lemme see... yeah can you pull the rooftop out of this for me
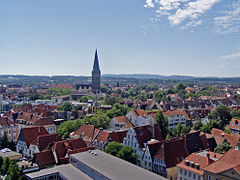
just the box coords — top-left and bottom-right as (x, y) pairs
(71, 149), (167, 180)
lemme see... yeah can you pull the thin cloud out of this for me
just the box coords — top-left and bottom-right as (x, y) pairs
(219, 49), (240, 61)
(143, 0), (240, 33)
(214, 0), (240, 34)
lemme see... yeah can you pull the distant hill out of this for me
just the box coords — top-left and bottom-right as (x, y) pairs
(103, 74), (194, 80)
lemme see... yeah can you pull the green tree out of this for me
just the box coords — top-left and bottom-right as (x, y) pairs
(106, 103), (132, 119)
(88, 110), (111, 129)
(214, 142), (232, 154)
(153, 90), (166, 102)
(57, 120), (75, 139)
(116, 146), (139, 165)
(104, 95), (121, 106)
(57, 102), (73, 112)
(176, 82), (186, 91)
(2, 157), (10, 175)
(155, 110), (169, 139)
(0, 156), (3, 170)
(200, 119), (221, 133)
(230, 109), (240, 119)
(104, 142), (123, 156)
(208, 105), (232, 128)
(0, 131), (9, 149)
(171, 123), (191, 137)
(193, 120), (203, 130)
(7, 161), (21, 180)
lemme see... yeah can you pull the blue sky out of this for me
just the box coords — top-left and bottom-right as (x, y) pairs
(1, 0), (240, 77)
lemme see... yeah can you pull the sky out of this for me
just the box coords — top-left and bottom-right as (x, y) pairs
(0, 0), (240, 77)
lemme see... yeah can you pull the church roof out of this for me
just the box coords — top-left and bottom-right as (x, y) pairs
(93, 49), (101, 72)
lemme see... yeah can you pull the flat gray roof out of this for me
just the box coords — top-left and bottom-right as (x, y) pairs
(71, 149), (167, 180)
(0, 151), (22, 159)
(26, 164), (92, 180)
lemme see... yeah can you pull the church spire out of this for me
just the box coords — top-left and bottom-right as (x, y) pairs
(93, 49), (100, 72)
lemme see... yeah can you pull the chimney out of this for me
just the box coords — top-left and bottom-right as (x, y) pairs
(221, 133), (225, 137)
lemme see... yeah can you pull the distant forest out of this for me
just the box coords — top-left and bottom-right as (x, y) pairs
(0, 74), (240, 85)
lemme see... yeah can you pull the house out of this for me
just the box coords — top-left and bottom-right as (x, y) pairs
(177, 150), (223, 180)
(16, 127), (49, 157)
(143, 138), (188, 179)
(203, 149), (240, 180)
(28, 134), (62, 158)
(211, 128), (240, 150)
(0, 116), (20, 142)
(126, 109), (155, 127)
(228, 118), (240, 135)
(163, 109), (191, 130)
(122, 125), (163, 166)
(70, 124), (97, 146)
(109, 115), (134, 130)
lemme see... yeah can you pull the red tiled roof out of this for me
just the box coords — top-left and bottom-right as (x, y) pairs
(50, 84), (74, 89)
(203, 149), (240, 173)
(51, 138), (87, 159)
(114, 116), (133, 128)
(163, 109), (191, 120)
(71, 124), (95, 141)
(134, 125), (153, 148)
(0, 116), (15, 127)
(67, 146), (95, 155)
(35, 150), (55, 169)
(34, 117), (55, 126)
(94, 131), (111, 143)
(228, 118), (240, 131)
(30, 134), (62, 151)
(131, 109), (148, 117)
(177, 151), (222, 175)
(211, 128), (240, 147)
(154, 138), (188, 168)
(20, 127), (49, 147)
(109, 130), (128, 143)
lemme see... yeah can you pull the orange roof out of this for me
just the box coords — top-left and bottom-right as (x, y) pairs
(114, 116), (133, 128)
(228, 118), (240, 131)
(177, 151), (222, 175)
(211, 128), (240, 147)
(203, 149), (240, 174)
(131, 109), (148, 117)
(163, 109), (190, 120)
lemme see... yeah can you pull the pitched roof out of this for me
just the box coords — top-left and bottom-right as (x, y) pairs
(131, 109), (148, 117)
(183, 130), (205, 154)
(20, 127), (49, 147)
(0, 116), (15, 127)
(154, 138), (188, 168)
(134, 125), (153, 148)
(203, 149), (240, 174)
(71, 124), (96, 141)
(177, 151), (222, 175)
(163, 109), (190, 120)
(30, 134), (62, 151)
(51, 138), (87, 159)
(211, 128), (240, 147)
(228, 118), (240, 131)
(35, 150), (56, 169)
(114, 116), (133, 128)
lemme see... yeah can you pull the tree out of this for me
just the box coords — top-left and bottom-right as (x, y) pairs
(200, 119), (221, 133)
(176, 82), (186, 91)
(106, 103), (132, 119)
(2, 157), (10, 175)
(0, 156), (3, 170)
(171, 123), (191, 138)
(208, 105), (232, 128)
(0, 131), (9, 149)
(214, 142), (232, 154)
(193, 120), (203, 130)
(155, 110), (169, 139)
(230, 109), (240, 119)
(153, 90), (166, 102)
(7, 161), (21, 180)
(57, 102), (73, 112)
(88, 110), (111, 129)
(104, 142), (123, 156)
(116, 146), (139, 165)
(104, 95), (121, 106)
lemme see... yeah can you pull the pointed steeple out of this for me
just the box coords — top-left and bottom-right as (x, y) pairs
(93, 49), (100, 72)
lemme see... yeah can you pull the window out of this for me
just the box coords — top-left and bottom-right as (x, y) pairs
(188, 172), (192, 177)
(207, 175), (211, 180)
(180, 168), (182, 174)
(184, 170), (187, 175)
(198, 175), (201, 180)
(145, 161), (147, 166)
(149, 162), (151, 167)
(193, 174), (196, 179)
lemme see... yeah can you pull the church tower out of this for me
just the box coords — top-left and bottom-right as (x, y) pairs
(92, 49), (101, 92)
